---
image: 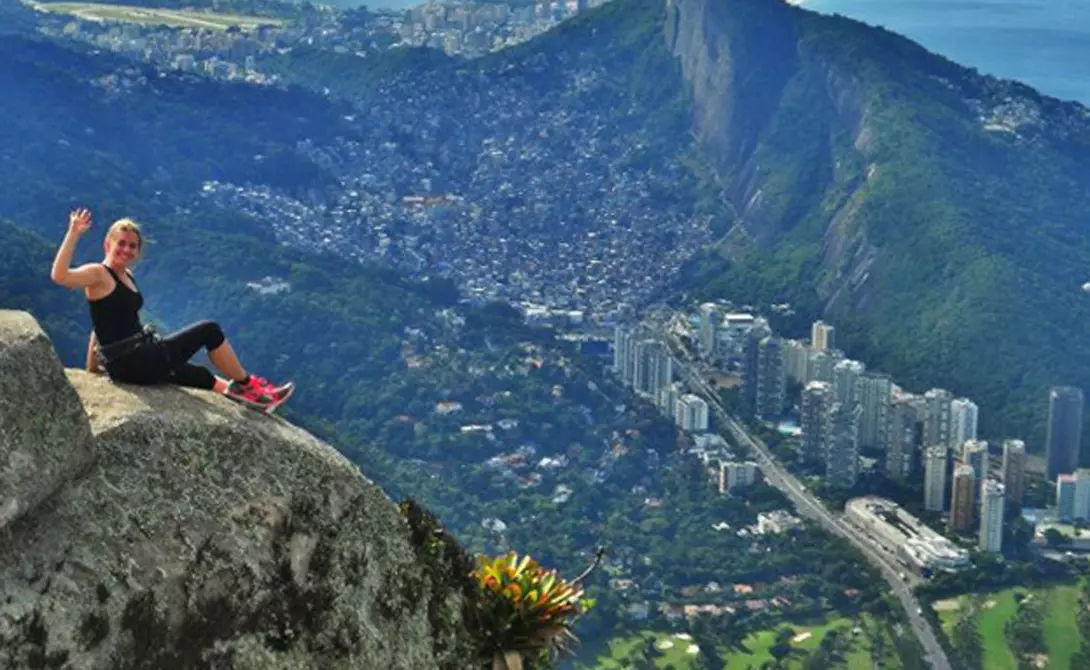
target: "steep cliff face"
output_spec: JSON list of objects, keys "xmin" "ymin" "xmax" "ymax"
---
[
  {"xmin": 0, "ymin": 311, "xmax": 479, "ymax": 669},
  {"xmin": 665, "ymin": 0, "xmax": 874, "ymax": 264}
]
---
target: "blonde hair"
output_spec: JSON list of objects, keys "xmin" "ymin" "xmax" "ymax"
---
[{"xmin": 106, "ymin": 218, "xmax": 143, "ymax": 250}]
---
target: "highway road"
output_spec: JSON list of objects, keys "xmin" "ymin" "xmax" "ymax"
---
[{"xmin": 667, "ymin": 333, "xmax": 953, "ymax": 670}]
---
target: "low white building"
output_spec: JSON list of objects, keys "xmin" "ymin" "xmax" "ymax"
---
[{"xmin": 845, "ymin": 497, "xmax": 969, "ymax": 573}]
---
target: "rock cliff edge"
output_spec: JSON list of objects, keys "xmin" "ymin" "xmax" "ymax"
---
[{"xmin": 0, "ymin": 310, "xmax": 479, "ymax": 669}]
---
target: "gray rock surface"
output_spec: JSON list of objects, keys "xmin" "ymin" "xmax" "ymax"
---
[
  {"xmin": 0, "ymin": 312, "xmax": 480, "ymax": 669},
  {"xmin": 0, "ymin": 310, "xmax": 94, "ymax": 532}
]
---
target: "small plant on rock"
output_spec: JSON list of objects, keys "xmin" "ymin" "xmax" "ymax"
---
[{"xmin": 473, "ymin": 551, "xmax": 598, "ymax": 669}]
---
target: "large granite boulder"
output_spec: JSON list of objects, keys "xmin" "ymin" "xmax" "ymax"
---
[
  {"xmin": 0, "ymin": 311, "xmax": 94, "ymax": 531},
  {"xmin": 0, "ymin": 311, "xmax": 480, "ymax": 669}
]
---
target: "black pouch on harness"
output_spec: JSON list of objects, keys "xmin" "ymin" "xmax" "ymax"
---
[{"xmin": 95, "ymin": 324, "xmax": 163, "ymax": 371}]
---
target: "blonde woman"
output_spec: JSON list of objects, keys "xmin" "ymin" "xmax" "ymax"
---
[{"xmin": 51, "ymin": 208, "xmax": 294, "ymax": 412}]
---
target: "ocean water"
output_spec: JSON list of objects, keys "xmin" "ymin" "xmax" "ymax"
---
[{"xmin": 804, "ymin": 0, "xmax": 1090, "ymax": 105}]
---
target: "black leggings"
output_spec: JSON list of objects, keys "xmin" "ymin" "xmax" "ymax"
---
[{"xmin": 106, "ymin": 320, "xmax": 226, "ymax": 390}]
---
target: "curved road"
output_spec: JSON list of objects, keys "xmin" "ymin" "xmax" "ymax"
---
[{"xmin": 669, "ymin": 336, "xmax": 952, "ymax": 670}]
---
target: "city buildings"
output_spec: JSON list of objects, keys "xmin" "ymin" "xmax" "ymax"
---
[
  {"xmin": 845, "ymin": 497, "xmax": 969, "ymax": 573},
  {"xmin": 811, "ymin": 320, "xmax": 835, "ymax": 351},
  {"xmin": 1001, "ymin": 439, "xmax": 1026, "ymax": 507},
  {"xmin": 924, "ymin": 446, "xmax": 948, "ymax": 512},
  {"xmin": 675, "ymin": 394, "xmax": 709, "ymax": 433},
  {"xmin": 978, "ymin": 480, "xmax": 1005, "ymax": 553},
  {"xmin": 948, "ymin": 463, "xmax": 976, "ymax": 533},
  {"xmin": 950, "ymin": 398, "xmax": 979, "ymax": 447},
  {"xmin": 720, "ymin": 461, "xmax": 760, "ymax": 494},
  {"xmin": 1046, "ymin": 386, "xmax": 1084, "ymax": 480}
]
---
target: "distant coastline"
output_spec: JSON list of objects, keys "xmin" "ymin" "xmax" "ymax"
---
[{"xmin": 799, "ymin": 0, "xmax": 1090, "ymax": 106}]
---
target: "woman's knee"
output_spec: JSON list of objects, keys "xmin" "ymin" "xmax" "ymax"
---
[{"xmin": 195, "ymin": 320, "xmax": 226, "ymax": 350}]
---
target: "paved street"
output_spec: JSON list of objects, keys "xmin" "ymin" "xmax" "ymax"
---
[{"xmin": 667, "ymin": 334, "xmax": 953, "ymax": 670}]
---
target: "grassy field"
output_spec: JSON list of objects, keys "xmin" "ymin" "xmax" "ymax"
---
[
  {"xmin": 573, "ymin": 616, "xmax": 899, "ymax": 669},
  {"xmin": 933, "ymin": 581, "xmax": 1084, "ymax": 669},
  {"xmin": 29, "ymin": 1, "xmax": 284, "ymax": 30}
]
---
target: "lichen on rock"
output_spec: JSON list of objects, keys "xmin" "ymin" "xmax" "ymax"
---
[{"xmin": 0, "ymin": 310, "xmax": 480, "ymax": 669}]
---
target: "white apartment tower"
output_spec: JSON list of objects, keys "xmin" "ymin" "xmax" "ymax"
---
[
  {"xmin": 978, "ymin": 479, "xmax": 1005, "ymax": 553},
  {"xmin": 783, "ymin": 339, "xmax": 810, "ymax": 384},
  {"xmin": 950, "ymin": 398, "xmax": 979, "ymax": 448},
  {"xmin": 857, "ymin": 372, "xmax": 892, "ymax": 450},
  {"xmin": 612, "ymin": 325, "xmax": 636, "ymax": 385},
  {"xmin": 811, "ymin": 320, "xmax": 836, "ymax": 351},
  {"xmin": 675, "ymin": 394, "xmax": 710, "ymax": 433},
  {"xmin": 924, "ymin": 445, "xmax": 948, "ymax": 512}
]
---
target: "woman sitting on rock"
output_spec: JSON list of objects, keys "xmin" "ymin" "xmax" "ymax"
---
[{"xmin": 50, "ymin": 208, "xmax": 293, "ymax": 412}]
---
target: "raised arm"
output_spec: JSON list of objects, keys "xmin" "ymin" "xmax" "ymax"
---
[{"xmin": 51, "ymin": 208, "xmax": 106, "ymax": 290}]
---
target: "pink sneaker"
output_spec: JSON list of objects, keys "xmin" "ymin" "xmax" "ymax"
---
[
  {"xmin": 264, "ymin": 381, "xmax": 295, "ymax": 414},
  {"xmin": 226, "ymin": 375, "xmax": 289, "ymax": 411}
]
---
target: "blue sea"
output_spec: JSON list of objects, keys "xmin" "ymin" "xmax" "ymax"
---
[{"xmin": 804, "ymin": 0, "xmax": 1090, "ymax": 105}]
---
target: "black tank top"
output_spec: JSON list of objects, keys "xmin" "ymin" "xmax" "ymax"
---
[{"xmin": 89, "ymin": 264, "xmax": 144, "ymax": 346}]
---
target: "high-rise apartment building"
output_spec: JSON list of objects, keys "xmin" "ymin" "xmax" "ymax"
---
[
  {"xmin": 811, "ymin": 320, "xmax": 836, "ymax": 351},
  {"xmin": 658, "ymin": 381, "xmax": 685, "ymax": 417},
  {"xmin": 857, "ymin": 373, "xmax": 892, "ymax": 450},
  {"xmin": 675, "ymin": 394, "xmax": 709, "ymax": 433},
  {"xmin": 634, "ymin": 339, "xmax": 671, "ymax": 399},
  {"xmin": 698, "ymin": 303, "xmax": 721, "ymax": 360},
  {"xmin": 1001, "ymin": 439, "xmax": 1026, "ymax": 507},
  {"xmin": 1075, "ymin": 469, "xmax": 1090, "ymax": 522},
  {"xmin": 832, "ymin": 359, "xmax": 866, "ymax": 410},
  {"xmin": 1046, "ymin": 386, "xmax": 1084, "ymax": 480},
  {"xmin": 960, "ymin": 439, "xmax": 990, "ymax": 503},
  {"xmin": 886, "ymin": 391, "xmax": 922, "ymax": 480},
  {"xmin": 613, "ymin": 324, "xmax": 636, "ymax": 385},
  {"xmin": 924, "ymin": 445, "xmax": 948, "ymax": 512},
  {"xmin": 950, "ymin": 398, "xmax": 979, "ymax": 448},
  {"xmin": 826, "ymin": 403, "xmax": 861, "ymax": 488},
  {"xmin": 802, "ymin": 382, "xmax": 834, "ymax": 458},
  {"xmin": 948, "ymin": 463, "xmax": 976, "ymax": 533},
  {"xmin": 806, "ymin": 348, "xmax": 842, "ymax": 385},
  {"xmin": 978, "ymin": 480, "xmax": 1005, "ymax": 553},
  {"xmin": 756, "ymin": 336, "xmax": 786, "ymax": 421},
  {"xmin": 923, "ymin": 388, "xmax": 954, "ymax": 450},
  {"xmin": 741, "ymin": 321, "xmax": 773, "ymax": 412},
  {"xmin": 783, "ymin": 339, "xmax": 810, "ymax": 384},
  {"xmin": 1058, "ymin": 474, "xmax": 1078, "ymax": 522}
]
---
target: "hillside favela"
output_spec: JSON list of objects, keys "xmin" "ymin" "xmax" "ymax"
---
[{"xmin": 6, "ymin": 0, "xmax": 1090, "ymax": 667}]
